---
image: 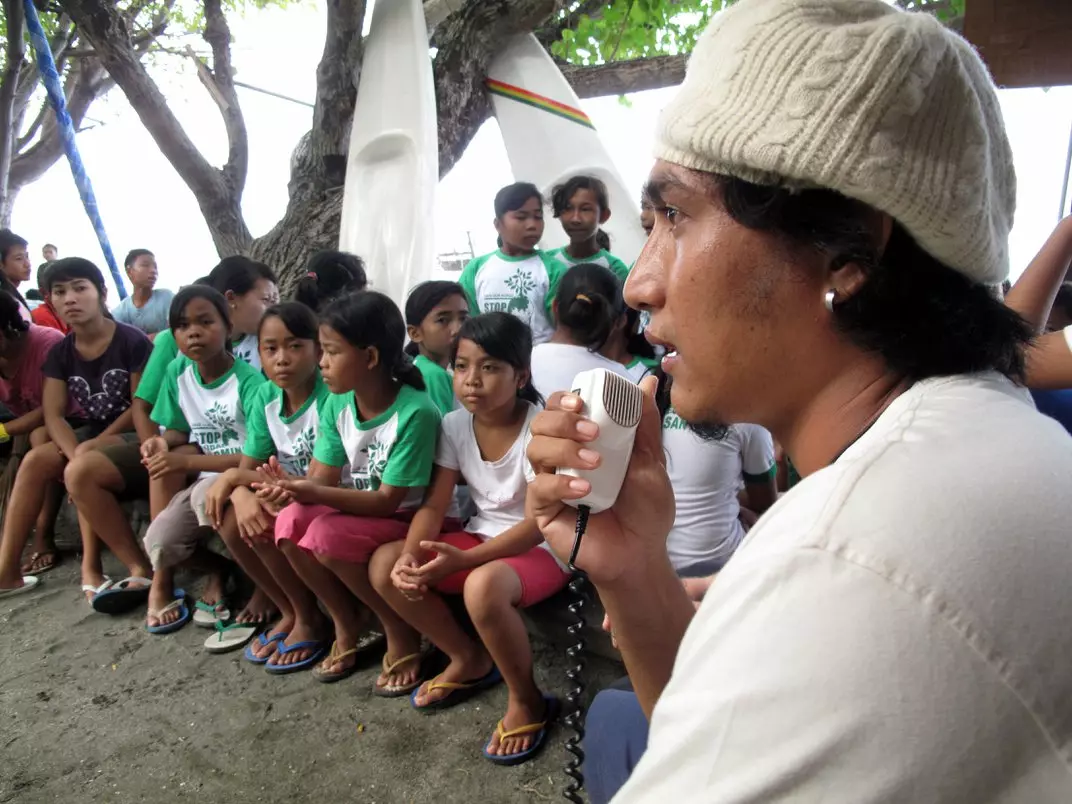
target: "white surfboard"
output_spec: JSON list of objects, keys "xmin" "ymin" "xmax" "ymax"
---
[
  {"xmin": 486, "ymin": 34, "xmax": 648, "ymax": 266},
  {"xmin": 339, "ymin": 0, "xmax": 438, "ymax": 311}
]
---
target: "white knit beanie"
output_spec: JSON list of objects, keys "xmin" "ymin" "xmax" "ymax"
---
[{"xmin": 655, "ymin": 0, "xmax": 1016, "ymax": 285}]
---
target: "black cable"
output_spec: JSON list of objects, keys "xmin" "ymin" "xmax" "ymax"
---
[{"xmin": 564, "ymin": 504, "xmax": 591, "ymax": 803}]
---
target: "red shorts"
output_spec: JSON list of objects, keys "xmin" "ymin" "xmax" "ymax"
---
[
  {"xmin": 433, "ymin": 531, "xmax": 570, "ymax": 608},
  {"xmin": 274, "ymin": 503, "xmax": 415, "ymax": 564}
]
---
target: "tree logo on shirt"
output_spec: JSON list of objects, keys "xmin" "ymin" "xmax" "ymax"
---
[
  {"xmin": 359, "ymin": 440, "xmax": 389, "ymax": 490},
  {"xmin": 293, "ymin": 425, "xmax": 315, "ymax": 462},
  {"xmin": 504, "ymin": 269, "xmax": 534, "ymax": 313},
  {"xmin": 204, "ymin": 402, "xmax": 239, "ymax": 446}
]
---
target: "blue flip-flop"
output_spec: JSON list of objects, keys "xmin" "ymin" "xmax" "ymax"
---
[
  {"xmin": 482, "ymin": 695, "xmax": 560, "ymax": 766},
  {"xmin": 145, "ymin": 588, "xmax": 191, "ymax": 635},
  {"xmin": 264, "ymin": 639, "xmax": 330, "ymax": 675},
  {"xmin": 244, "ymin": 630, "xmax": 287, "ymax": 665},
  {"xmin": 91, "ymin": 576, "xmax": 151, "ymax": 614},
  {"xmin": 410, "ymin": 665, "xmax": 503, "ymax": 713}
]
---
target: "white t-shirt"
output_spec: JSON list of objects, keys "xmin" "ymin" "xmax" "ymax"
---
[
  {"xmin": 459, "ymin": 250, "xmax": 563, "ymax": 345},
  {"xmin": 624, "ymin": 357, "xmax": 655, "ymax": 383},
  {"xmin": 232, "ymin": 333, "xmax": 260, "ymax": 371},
  {"xmin": 436, "ymin": 403, "xmax": 541, "ymax": 539},
  {"xmin": 531, "ymin": 342, "xmax": 633, "ymax": 401},
  {"xmin": 662, "ymin": 410, "xmax": 774, "ymax": 576},
  {"xmin": 151, "ymin": 358, "xmax": 265, "ymax": 479},
  {"xmin": 313, "ymin": 384, "xmax": 440, "ymax": 509},
  {"xmin": 615, "ymin": 373, "xmax": 1072, "ymax": 802}
]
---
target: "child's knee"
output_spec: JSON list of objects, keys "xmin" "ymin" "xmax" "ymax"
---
[
  {"xmin": 369, "ymin": 543, "xmax": 402, "ymax": 592},
  {"xmin": 63, "ymin": 454, "xmax": 96, "ymax": 493},
  {"xmin": 463, "ymin": 564, "xmax": 517, "ymax": 617},
  {"xmin": 20, "ymin": 444, "xmax": 63, "ymax": 480}
]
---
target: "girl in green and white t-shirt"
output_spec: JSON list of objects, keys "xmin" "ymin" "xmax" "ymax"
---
[
  {"xmin": 547, "ymin": 174, "xmax": 631, "ymax": 283},
  {"xmin": 140, "ymin": 286, "xmax": 265, "ymax": 634},
  {"xmin": 198, "ymin": 302, "xmax": 336, "ymax": 666},
  {"xmin": 459, "ymin": 183, "xmax": 564, "ymax": 345},
  {"xmin": 404, "ymin": 280, "xmax": 469, "ymax": 415},
  {"xmin": 256, "ymin": 291, "xmax": 441, "ymax": 686}
]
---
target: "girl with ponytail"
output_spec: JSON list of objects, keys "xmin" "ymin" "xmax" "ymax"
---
[
  {"xmin": 530, "ymin": 262, "xmax": 634, "ymax": 399},
  {"xmin": 404, "ymin": 280, "xmax": 469, "ymax": 414},
  {"xmin": 256, "ymin": 290, "xmax": 443, "ymax": 684},
  {"xmin": 294, "ymin": 250, "xmax": 367, "ymax": 313}
]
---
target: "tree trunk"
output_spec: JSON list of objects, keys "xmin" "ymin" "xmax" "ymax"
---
[{"xmin": 0, "ymin": 0, "xmax": 27, "ymax": 225}]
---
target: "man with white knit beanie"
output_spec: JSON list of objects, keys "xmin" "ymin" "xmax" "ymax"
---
[{"xmin": 524, "ymin": 0, "xmax": 1072, "ymax": 801}]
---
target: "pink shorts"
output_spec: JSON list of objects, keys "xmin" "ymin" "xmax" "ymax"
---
[
  {"xmin": 434, "ymin": 531, "xmax": 570, "ymax": 608},
  {"xmin": 274, "ymin": 503, "xmax": 415, "ymax": 564}
]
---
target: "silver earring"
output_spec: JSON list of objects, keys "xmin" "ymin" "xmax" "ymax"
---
[{"xmin": 824, "ymin": 289, "xmax": 837, "ymax": 313}]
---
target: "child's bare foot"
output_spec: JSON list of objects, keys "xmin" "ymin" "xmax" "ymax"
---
[
  {"xmin": 484, "ymin": 692, "xmax": 554, "ymax": 760},
  {"xmin": 200, "ymin": 572, "xmax": 227, "ymax": 608},
  {"xmin": 410, "ymin": 648, "xmax": 494, "ymax": 707},
  {"xmin": 235, "ymin": 588, "xmax": 278, "ymax": 625}
]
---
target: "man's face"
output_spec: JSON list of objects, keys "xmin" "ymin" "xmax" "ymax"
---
[
  {"xmin": 127, "ymin": 254, "xmax": 158, "ymax": 289},
  {"xmin": 42, "ymin": 246, "xmax": 57, "ymax": 262},
  {"xmin": 625, "ymin": 160, "xmax": 827, "ymax": 431}
]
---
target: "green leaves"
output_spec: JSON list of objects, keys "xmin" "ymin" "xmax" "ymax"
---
[{"xmin": 551, "ymin": 0, "xmax": 730, "ymax": 65}]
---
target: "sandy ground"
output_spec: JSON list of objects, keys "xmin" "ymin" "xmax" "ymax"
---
[{"xmin": 0, "ymin": 552, "xmax": 622, "ymax": 804}]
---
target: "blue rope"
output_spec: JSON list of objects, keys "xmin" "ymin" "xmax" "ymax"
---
[{"xmin": 21, "ymin": 0, "xmax": 127, "ymax": 299}]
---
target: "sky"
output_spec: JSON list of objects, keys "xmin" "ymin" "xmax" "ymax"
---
[{"xmin": 9, "ymin": 1, "xmax": 1072, "ymax": 301}]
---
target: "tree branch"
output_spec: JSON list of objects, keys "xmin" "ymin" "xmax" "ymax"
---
[
  {"xmin": 563, "ymin": 53, "xmax": 686, "ymax": 99},
  {"xmin": 201, "ymin": 0, "xmax": 248, "ymax": 192},
  {"xmin": 58, "ymin": 0, "xmax": 251, "ymax": 254},
  {"xmin": 8, "ymin": 56, "xmax": 111, "ymax": 190},
  {"xmin": 306, "ymin": 0, "xmax": 365, "ymax": 195},
  {"xmin": 0, "ymin": 0, "xmax": 27, "ymax": 198},
  {"xmin": 433, "ymin": 0, "xmax": 559, "ymax": 177}
]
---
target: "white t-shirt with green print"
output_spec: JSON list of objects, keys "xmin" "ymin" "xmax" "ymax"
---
[
  {"xmin": 151, "ymin": 356, "xmax": 266, "ymax": 478},
  {"xmin": 232, "ymin": 333, "xmax": 261, "ymax": 371},
  {"xmin": 459, "ymin": 250, "xmax": 564, "ymax": 345},
  {"xmin": 662, "ymin": 409, "xmax": 775, "ymax": 577},
  {"xmin": 546, "ymin": 246, "xmax": 631, "ymax": 284},
  {"xmin": 243, "ymin": 374, "xmax": 331, "ymax": 477},
  {"xmin": 312, "ymin": 383, "xmax": 441, "ymax": 510}
]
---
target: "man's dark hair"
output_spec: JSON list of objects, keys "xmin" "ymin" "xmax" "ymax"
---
[
  {"xmin": 715, "ymin": 176, "xmax": 1030, "ymax": 383},
  {"xmin": 124, "ymin": 249, "xmax": 154, "ymax": 269}
]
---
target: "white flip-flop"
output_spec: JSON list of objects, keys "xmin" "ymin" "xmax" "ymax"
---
[
  {"xmin": 0, "ymin": 575, "xmax": 40, "ymax": 599},
  {"xmin": 204, "ymin": 621, "xmax": 261, "ymax": 654},
  {"xmin": 82, "ymin": 577, "xmax": 113, "ymax": 603},
  {"xmin": 193, "ymin": 600, "xmax": 232, "ymax": 629}
]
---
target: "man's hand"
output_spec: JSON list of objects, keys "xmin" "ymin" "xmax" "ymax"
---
[{"xmin": 525, "ymin": 375, "xmax": 675, "ymax": 586}]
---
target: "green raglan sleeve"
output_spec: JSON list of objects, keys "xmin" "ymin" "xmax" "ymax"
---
[
  {"xmin": 135, "ymin": 328, "xmax": 179, "ymax": 403},
  {"xmin": 242, "ymin": 383, "xmax": 275, "ymax": 462},
  {"xmin": 312, "ymin": 393, "xmax": 348, "ymax": 467},
  {"xmin": 542, "ymin": 252, "xmax": 569, "ymax": 320},
  {"xmin": 235, "ymin": 361, "xmax": 268, "ymax": 415},
  {"xmin": 150, "ymin": 358, "xmax": 190, "ymax": 432},
  {"xmin": 458, "ymin": 256, "xmax": 482, "ymax": 314},
  {"xmin": 607, "ymin": 253, "xmax": 632, "ymax": 284},
  {"xmin": 380, "ymin": 396, "xmax": 441, "ymax": 489},
  {"xmin": 416, "ymin": 356, "xmax": 455, "ymax": 415}
]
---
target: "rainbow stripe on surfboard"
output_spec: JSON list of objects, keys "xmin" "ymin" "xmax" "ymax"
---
[{"xmin": 485, "ymin": 78, "xmax": 595, "ymax": 130}]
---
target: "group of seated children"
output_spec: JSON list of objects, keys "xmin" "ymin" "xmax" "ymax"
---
[{"xmin": 0, "ymin": 176, "xmax": 776, "ymax": 765}]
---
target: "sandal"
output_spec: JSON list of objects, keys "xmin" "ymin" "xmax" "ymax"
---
[
  {"xmin": 91, "ymin": 576, "xmax": 151, "ymax": 614},
  {"xmin": 145, "ymin": 589, "xmax": 191, "ymax": 635},
  {"xmin": 21, "ymin": 551, "xmax": 58, "ymax": 575},
  {"xmin": 82, "ymin": 577, "xmax": 113, "ymax": 603},
  {"xmin": 312, "ymin": 630, "xmax": 386, "ymax": 683},
  {"xmin": 409, "ymin": 665, "xmax": 503, "ymax": 712},
  {"xmin": 482, "ymin": 695, "xmax": 559, "ymax": 766},
  {"xmin": 204, "ymin": 621, "xmax": 261, "ymax": 654},
  {"xmin": 265, "ymin": 639, "xmax": 331, "ymax": 676},
  {"xmin": 244, "ymin": 630, "xmax": 287, "ymax": 665},
  {"xmin": 193, "ymin": 599, "xmax": 232, "ymax": 629},
  {"xmin": 374, "ymin": 650, "xmax": 426, "ymax": 698}
]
